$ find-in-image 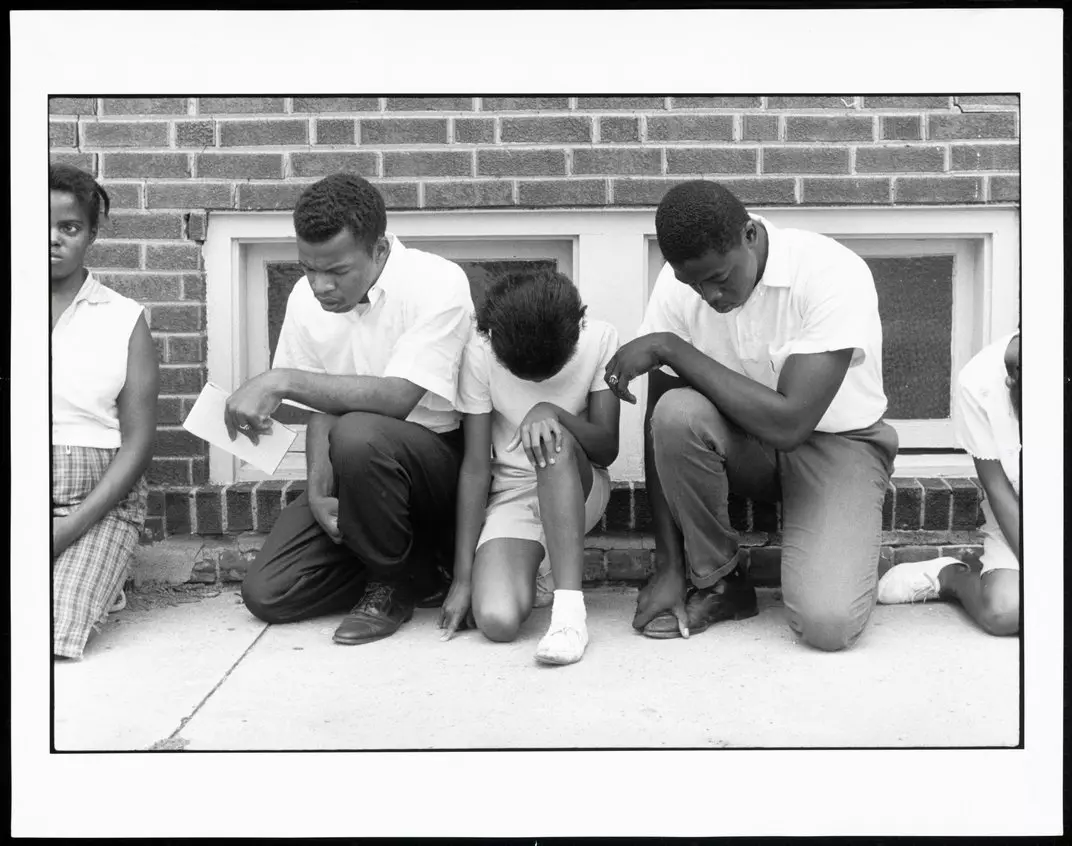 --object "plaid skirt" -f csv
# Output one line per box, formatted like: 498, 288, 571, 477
52, 445, 147, 659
